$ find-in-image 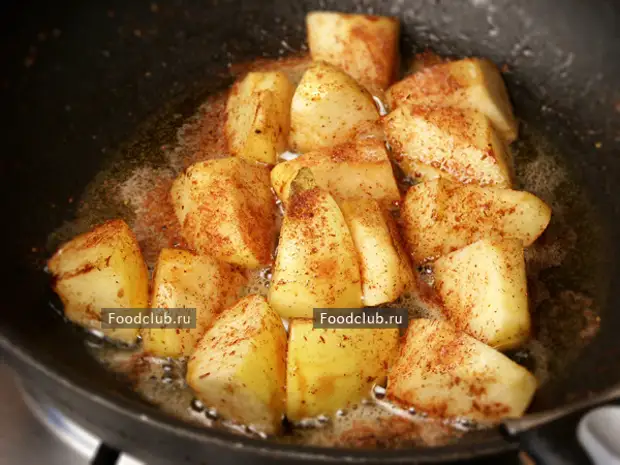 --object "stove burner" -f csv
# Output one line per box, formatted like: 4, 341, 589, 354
18, 381, 143, 465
